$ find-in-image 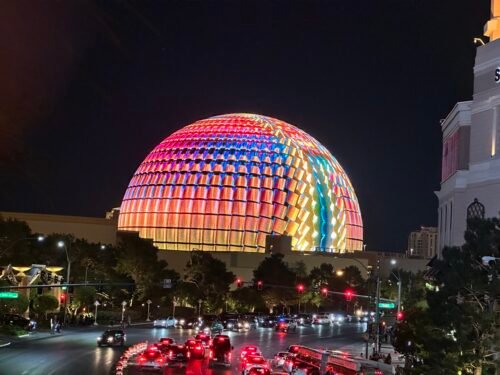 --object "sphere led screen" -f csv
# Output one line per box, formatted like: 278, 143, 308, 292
118, 113, 363, 252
